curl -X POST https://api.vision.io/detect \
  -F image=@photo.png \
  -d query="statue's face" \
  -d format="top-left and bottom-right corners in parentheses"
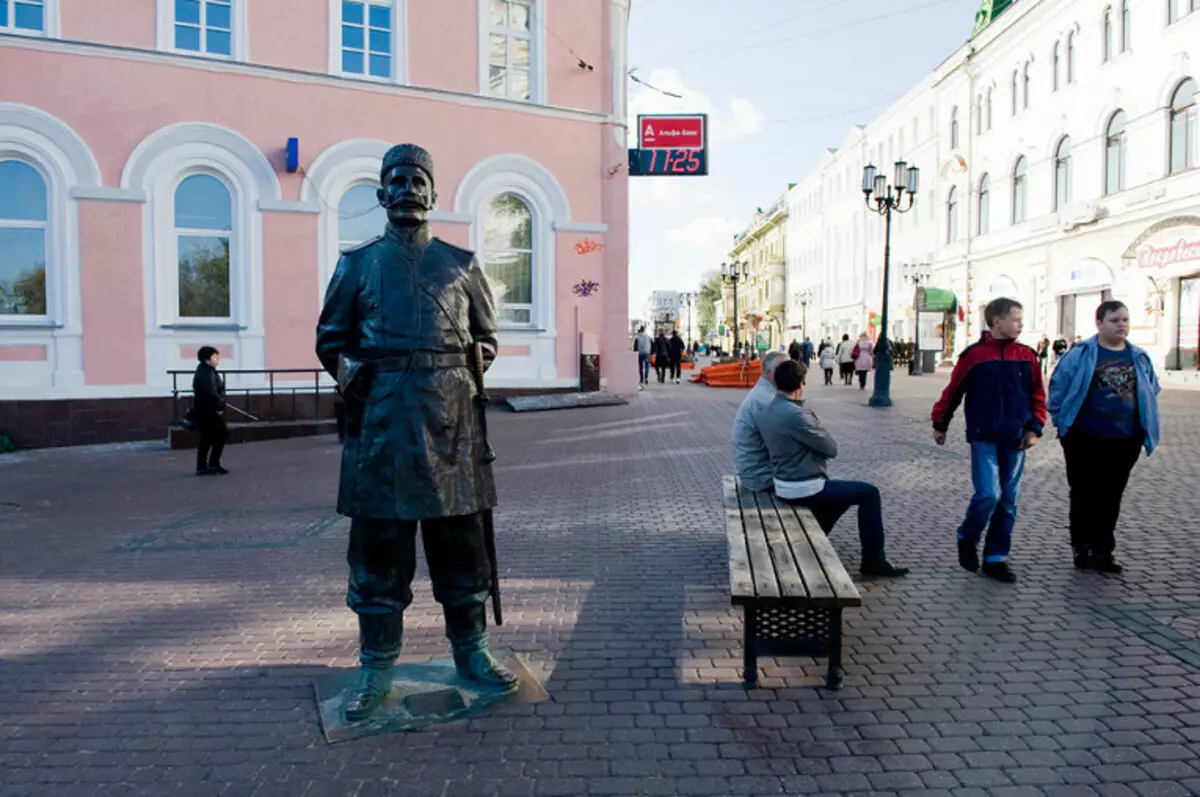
top-left (378, 164), bottom-right (436, 226)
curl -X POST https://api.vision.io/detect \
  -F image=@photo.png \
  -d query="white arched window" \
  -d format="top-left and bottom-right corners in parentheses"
top-left (1011, 70), bottom-right (1019, 116)
top-left (337, 183), bottom-right (386, 251)
top-left (174, 174), bottom-right (232, 319)
top-left (1067, 31), bottom-right (1076, 83)
top-left (1121, 1), bottom-right (1131, 52)
top-left (483, 193), bottom-right (534, 325)
top-left (1055, 136), bottom-right (1073, 210)
top-left (1023, 62), bottom-right (1031, 109)
top-left (1106, 110), bottom-right (1128, 194)
top-left (1170, 78), bottom-right (1198, 174)
top-left (975, 94), bottom-right (983, 135)
top-left (1053, 42), bottom-right (1061, 91)
top-left (950, 106), bottom-right (959, 149)
top-left (1103, 8), bottom-right (1113, 62)
top-left (1012, 156), bottom-right (1028, 224)
top-left (0, 160), bottom-right (47, 316)
top-left (946, 186), bottom-right (959, 243)
top-left (986, 88), bottom-right (993, 130)
top-left (977, 174), bottom-right (990, 235)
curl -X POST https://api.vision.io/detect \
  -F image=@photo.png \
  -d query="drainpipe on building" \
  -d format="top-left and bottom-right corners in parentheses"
top-left (963, 47), bottom-right (978, 353)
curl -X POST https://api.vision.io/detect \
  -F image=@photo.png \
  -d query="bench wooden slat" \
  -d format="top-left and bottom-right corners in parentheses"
top-left (736, 482), bottom-right (780, 599)
top-left (784, 503), bottom-right (863, 606)
top-left (723, 476), bottom-right (755, 600)
top-left (762, 492), bottom-right (837, 605)
top-left (754, 491), bottom-right (808, 599)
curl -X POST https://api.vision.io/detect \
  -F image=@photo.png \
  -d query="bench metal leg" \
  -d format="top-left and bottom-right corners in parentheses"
top-left (826, 608), bottom-right (843, 690)
top-left (742, 604), bottom-right (758, 688)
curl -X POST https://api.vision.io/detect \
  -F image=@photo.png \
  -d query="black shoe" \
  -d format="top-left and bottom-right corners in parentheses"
top-left (196, 467), bottom-right (218, 476)
top-left (860, 559), bottom-right (909, 578)
top-left (209, 465), bottom-right (229, 475)
top-left (453, 648), bottom-right (519, 692)
top-left (1095, 557), bottom-right (1124, 574)
top-left (981, 561), bottom-right (1017, 583)
top-left (1073, 551), bottom-right (1095, 570)
top-left (957, 540), bottom-right (980, 572)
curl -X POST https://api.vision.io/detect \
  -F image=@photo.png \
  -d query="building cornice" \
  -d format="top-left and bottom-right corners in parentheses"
top-left (0, 34), bottom-right (610, 126)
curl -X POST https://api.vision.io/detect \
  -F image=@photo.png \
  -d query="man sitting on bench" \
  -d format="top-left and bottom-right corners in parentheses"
top-left (757, 359), bottom-right (909, 578)
top-left (732, 351), bottom-right (789, 493)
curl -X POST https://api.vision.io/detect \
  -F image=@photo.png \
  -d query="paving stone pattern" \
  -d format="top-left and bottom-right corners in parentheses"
top-left (2, 373), bottom-right (1200, 797)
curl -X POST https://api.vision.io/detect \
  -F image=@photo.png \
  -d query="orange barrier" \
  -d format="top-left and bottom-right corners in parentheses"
top-left (691, 359), bottom-right (760, 388)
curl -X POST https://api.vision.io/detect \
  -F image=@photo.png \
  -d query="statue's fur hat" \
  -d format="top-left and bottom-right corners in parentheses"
top-left (380, 144), bottom-right (434, 185)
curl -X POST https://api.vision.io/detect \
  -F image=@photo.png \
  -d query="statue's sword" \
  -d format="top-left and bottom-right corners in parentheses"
top-left (472, 342), bottom-right (503, 626)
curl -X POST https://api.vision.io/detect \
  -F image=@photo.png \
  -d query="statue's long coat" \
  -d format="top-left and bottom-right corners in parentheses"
top-left (316, 223), bottom-right (498, 520)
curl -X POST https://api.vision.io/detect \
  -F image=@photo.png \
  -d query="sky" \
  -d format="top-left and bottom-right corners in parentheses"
top-left (625, 0), bottom-right (984, 316)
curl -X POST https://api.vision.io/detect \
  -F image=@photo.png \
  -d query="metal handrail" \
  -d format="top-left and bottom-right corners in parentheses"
top-left (167, 367), bottom-right (336, 425)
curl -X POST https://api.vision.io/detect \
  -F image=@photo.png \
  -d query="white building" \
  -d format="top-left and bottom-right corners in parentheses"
top-left (644, 290), bottom-right (681, 332)
top-left (786, 0), bottom-right (1200, 383)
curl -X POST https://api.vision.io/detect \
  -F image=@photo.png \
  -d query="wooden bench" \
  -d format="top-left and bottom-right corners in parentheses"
top-left (724, 475), bottom-right (862, 689)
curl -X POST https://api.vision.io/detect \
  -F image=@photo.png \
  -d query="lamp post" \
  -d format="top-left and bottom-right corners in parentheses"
top-left (902, 261), bottom-right (932, 376)
top-left (862, 160), bottom-right (920, 407)
top-left (721, 260), bottom-right (749, 354)
top-left (793, 288), bottom-right (813, 340)
top-left (681, 291), bottom-right (695, 348)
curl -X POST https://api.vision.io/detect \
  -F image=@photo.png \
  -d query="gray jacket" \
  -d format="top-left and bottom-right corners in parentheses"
top-left (732, 378), bottom-right (776, 491)
top-left (757, 394), bottom-right (838, 483)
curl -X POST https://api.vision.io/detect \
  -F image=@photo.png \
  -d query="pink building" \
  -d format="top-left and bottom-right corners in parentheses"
top-left (0, 0), bottom-right (633, 447)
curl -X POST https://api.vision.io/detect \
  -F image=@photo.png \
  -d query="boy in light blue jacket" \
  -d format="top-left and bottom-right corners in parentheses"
top-left (1047, 300), bottom-right (1160, 574)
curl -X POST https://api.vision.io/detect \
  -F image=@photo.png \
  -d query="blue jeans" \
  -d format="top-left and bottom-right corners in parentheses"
top-left (958, 442), bottom-right (1026, 562)
top-left (638, 353), bottom-right (650, 383)
top-left (784, 480), bottom-right (886, 561)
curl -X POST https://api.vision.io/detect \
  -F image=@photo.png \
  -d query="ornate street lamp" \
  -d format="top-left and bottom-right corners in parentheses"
top-left (793, 288), bottom-right (813, 339)
top-left (903, 261), bottom-right (932, 376)
top-left (680, 291), bottom-right (695, 347)
top-left (862, 161), bottom-right (920, 407)
top-left (721, 260), bottom-right (750, 354)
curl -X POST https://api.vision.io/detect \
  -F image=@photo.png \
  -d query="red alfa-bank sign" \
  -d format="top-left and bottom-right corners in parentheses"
top-left (1136, 236), bottom-right (1200, 270)
top-left (638, 115), bottom-right (706, 149)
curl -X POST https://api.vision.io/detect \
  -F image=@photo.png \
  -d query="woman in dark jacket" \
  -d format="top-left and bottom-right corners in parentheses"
top-left (653, 331), bottom-right (671, 384)
top-left (192, 346), bottom-right (229, 475)
top-left (668, 330), bottom-right (687, 384)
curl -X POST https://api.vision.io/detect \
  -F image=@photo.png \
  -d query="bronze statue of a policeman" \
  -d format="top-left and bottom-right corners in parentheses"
top-left (316, 144), bottom-right (516, 721)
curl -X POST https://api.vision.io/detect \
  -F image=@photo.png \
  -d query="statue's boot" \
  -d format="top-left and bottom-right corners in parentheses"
top-left (447, 605), bottom-right (519, 692)
top-left (343, 612), bottom-right (402, 722)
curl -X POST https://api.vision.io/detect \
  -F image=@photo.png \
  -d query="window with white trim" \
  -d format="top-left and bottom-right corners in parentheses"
top-left (337, 183), bottom-right (386, 252)
top-left (1170, 78), bottom-right (1198, 174)
top-left (0, 159), bottom-right (47, 316)
top-left (0, 0), bottom-right (46, 33)
top-left (1103, 8), bottom-right (1113, 62)
top-left (1012, 156), bottom-right (1028, 224)
top-left (482, 193), bottom-right (533, 325)
top-left (977, 174), bottom-right (990, 235)
top-left (1067, 32), bottom-right (1076, 83)
top-left (1055, 136), bottom-right (1073, 210)
top-left (174, 173), bottom-right (232, 319)
top-left (486, 0), bottom-right (533, 101)
top-left (340, 0), bottom-right (395, 79)
top-left (1053, 41), bottom-right (1061, 91)
top-left (173, 0), bottom-right (234, 56)
top-left (946, 186), bottom-right (959, 243)
top-left (1106, 110), bottom-right (1127, 194)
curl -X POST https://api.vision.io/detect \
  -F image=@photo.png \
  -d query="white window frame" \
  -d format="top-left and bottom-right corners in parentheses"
top-left (480, 193), bottom-right (536, 326)
top-left (479, 0), bottom-right (547, 104)
top-left (0, 0), bottom-right (59, 37)
top-left (328, 0), bottom-right (409, 85)
top-left (156, 0), bottom-right (248, 61)
top-left (172, 172), bottom-right (235, 323)
top-left (1169, 79), bottom-right (1198, 174)
top-left (977, 174), bottom-right (990, 235)
top-left (1012, 156), bottom-right (1028, 224)
top-left (0, 157), bottom-right (52, 323)
top-left (336, 181), bottom-right (387, 254)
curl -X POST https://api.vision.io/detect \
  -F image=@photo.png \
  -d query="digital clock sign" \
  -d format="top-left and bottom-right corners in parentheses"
top-left (628, 113), bottom-right (708, 177)
top-left (628, 147), bottom-right (708, 176)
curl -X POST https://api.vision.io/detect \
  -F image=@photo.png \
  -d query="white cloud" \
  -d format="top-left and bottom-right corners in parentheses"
top-left (628, 68), bottom-right (765, 146)
top-left (665, 216), bottom-right (743, 252)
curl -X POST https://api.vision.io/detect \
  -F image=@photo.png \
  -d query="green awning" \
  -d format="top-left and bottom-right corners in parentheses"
top-left (917, 287), bottom-right (957, 312)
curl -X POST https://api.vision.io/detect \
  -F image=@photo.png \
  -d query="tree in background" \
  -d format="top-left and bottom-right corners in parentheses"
top-left (0, 263), bottom-right (46, 315)
top-left (696, 270), bottom-right (722, 339)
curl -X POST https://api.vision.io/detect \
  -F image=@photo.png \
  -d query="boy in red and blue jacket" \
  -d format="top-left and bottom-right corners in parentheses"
top-left (931, 298), bottom-right (1047, 583)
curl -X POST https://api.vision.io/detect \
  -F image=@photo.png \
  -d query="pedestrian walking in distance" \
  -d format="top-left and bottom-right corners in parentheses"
top-left (653, 329), bottom-right (670, 384)
top-left (633, 325), bottom-right (652, 390)
top-left (852, 332), bottom-right (873, 390)
top-left (1047, 300), bottom-right (1160, 574)
top-left (668, 330), bottom-right (686, 384)
top-left (931, 298), bottom-right (1046, 583)
top-left (835, 334), bottom-right (855, 385)
top-left (819, 342), bottom-right (837, 386)
top-left (192, 345), bottom-right (229, 475)
top-left (1036, 335), bottom-right (1050, 376)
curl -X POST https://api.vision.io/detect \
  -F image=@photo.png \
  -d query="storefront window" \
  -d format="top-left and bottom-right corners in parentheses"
top-left (1179, 277), bottom-right (1199, 370)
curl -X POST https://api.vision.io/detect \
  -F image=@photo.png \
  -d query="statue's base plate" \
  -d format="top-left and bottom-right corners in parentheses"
top-left (313, 651), bottom-right (547, 743)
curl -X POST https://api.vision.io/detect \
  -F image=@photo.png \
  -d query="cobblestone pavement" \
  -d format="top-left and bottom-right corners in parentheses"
top-left (2, 373), bottom-right (1200, 797)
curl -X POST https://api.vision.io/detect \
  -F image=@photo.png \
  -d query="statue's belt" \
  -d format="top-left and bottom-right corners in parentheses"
top-left (372, 352), bottom-right (469, 372)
